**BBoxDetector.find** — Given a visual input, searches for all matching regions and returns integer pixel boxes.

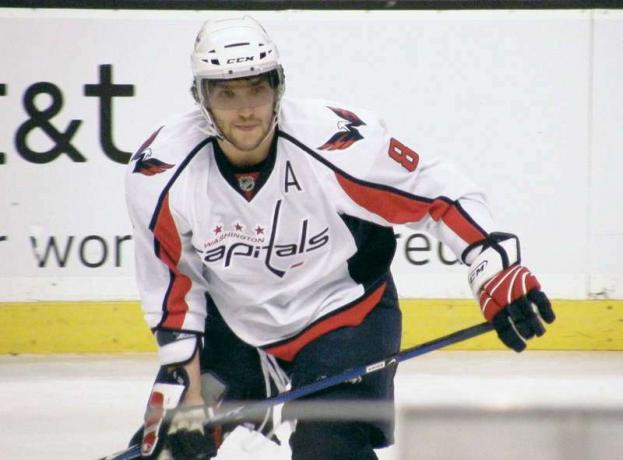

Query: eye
[252,84,268,94]
[211,88,235,100]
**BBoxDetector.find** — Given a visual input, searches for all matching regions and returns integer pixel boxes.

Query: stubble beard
[227,123,272,152]
[217,115,276,161]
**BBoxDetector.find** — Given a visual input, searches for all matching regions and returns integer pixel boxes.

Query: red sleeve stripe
[336,173,486,244]
[263,281,387,362]
[432,199,488,245]
[152,194,192,329]
[277,131,486,245]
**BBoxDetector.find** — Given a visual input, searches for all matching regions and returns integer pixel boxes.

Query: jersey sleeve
[329,118,494,265]
[125,122,210,365]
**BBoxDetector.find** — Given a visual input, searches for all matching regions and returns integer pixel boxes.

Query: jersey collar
[211,132,278,202]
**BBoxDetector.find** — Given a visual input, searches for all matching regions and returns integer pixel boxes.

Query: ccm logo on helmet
[226,57,254,64]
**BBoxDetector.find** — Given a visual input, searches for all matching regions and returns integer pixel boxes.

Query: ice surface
[1,351,621,459]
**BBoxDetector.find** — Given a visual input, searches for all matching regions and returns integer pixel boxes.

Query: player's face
[207,77,276,159]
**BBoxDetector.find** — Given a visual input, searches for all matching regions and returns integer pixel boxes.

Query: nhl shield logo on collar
[238,175,256,192]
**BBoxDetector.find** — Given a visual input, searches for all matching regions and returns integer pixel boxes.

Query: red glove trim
[479,265,541,321]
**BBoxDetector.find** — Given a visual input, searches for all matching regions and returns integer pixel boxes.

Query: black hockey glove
[467,233,555,352]
[166,406,222,459]
[140,367,223,459]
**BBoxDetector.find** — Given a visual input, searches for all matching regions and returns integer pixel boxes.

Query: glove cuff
[142,366,190,457]
[155,330,201,366]
[467,233,520,297]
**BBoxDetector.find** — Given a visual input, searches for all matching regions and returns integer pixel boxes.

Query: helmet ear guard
[190,80,200,104]
[190,16,285,138]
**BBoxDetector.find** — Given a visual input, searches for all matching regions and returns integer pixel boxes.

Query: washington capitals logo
[132,150,175,176]
[318,107,366,151]
[202,200,329,278]
[131,126,175,176]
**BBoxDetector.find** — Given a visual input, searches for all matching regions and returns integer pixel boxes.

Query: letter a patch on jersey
[319,107,366,151]
[284,160,302,193]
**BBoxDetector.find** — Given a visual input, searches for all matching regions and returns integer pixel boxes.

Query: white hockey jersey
[126,97,494,365]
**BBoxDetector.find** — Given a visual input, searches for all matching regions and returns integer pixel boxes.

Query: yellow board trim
[400,299,623,351]
[0,299,621,354]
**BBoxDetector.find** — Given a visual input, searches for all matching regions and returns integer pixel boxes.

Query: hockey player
[125,16,555,460]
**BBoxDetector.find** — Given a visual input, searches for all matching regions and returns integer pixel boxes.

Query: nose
[237,105,254,118]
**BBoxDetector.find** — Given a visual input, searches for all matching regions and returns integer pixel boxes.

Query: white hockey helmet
[190,16,285,137]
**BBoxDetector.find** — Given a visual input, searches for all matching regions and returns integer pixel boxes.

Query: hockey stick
[100,321,493,460]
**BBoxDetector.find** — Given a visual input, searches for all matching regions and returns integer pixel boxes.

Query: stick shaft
[100,321,493,460]
[221,321,493,420]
